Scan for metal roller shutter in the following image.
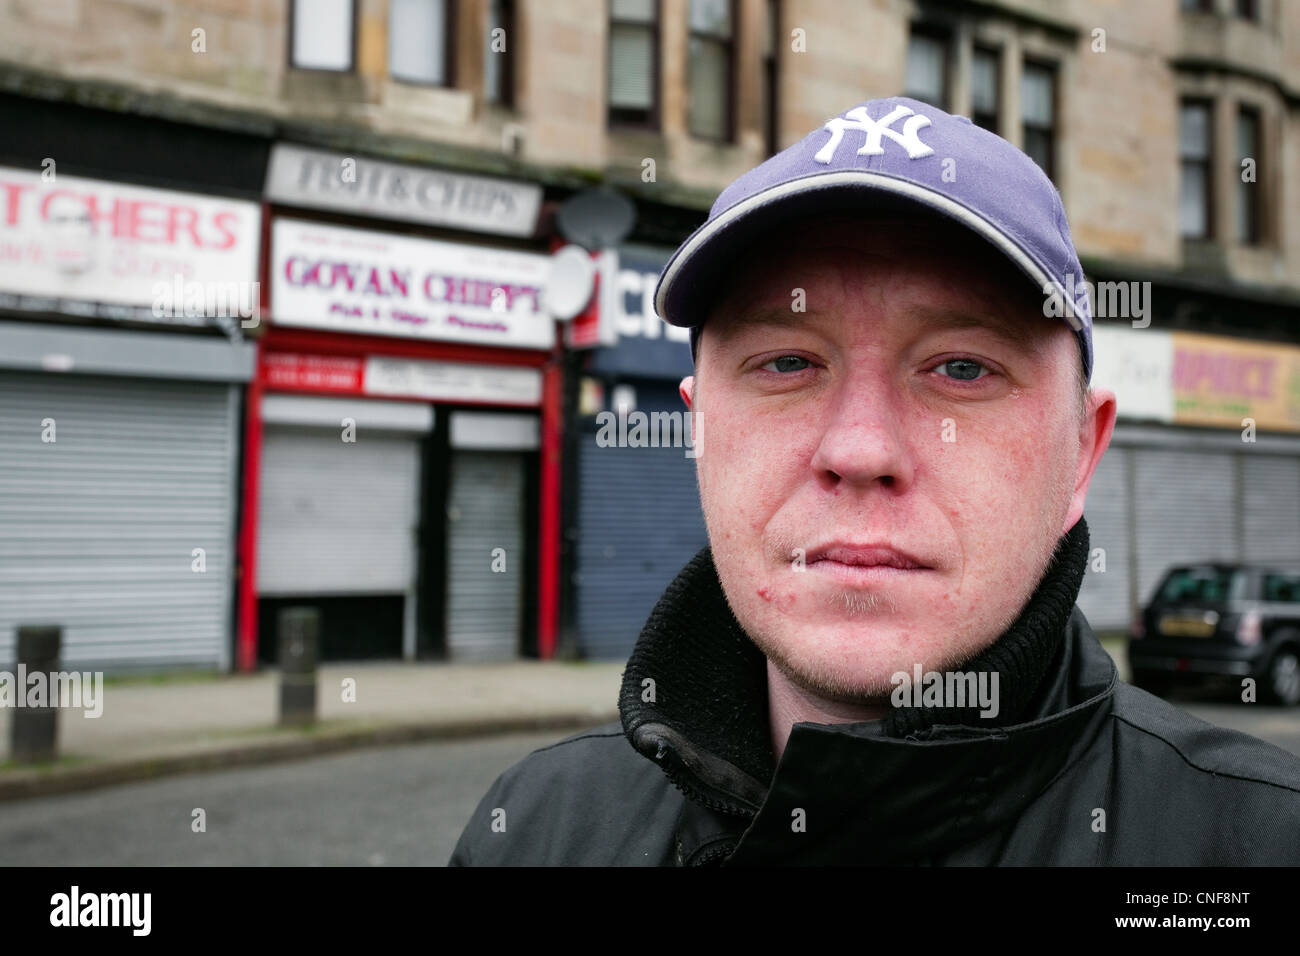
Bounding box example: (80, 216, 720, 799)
(1241, 454, 1300, 564)
(257, 426, 421, 595)
(1078, 445, 1132, 632)
(575, 436, 709, 660)
(1133, 448, 1238, 607)
(445, 450, 525, 661)
(0, 371, 240, 669)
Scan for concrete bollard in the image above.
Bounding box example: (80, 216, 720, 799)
(278, 607, 319, 727)
(11, 625, 61, 764)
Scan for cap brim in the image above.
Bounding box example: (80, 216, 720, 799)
(655, 170, 1084, 335)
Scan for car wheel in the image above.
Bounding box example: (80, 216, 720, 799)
(1263, 647, 1300, 707)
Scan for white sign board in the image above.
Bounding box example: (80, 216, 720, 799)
(364, 356, 543, 405)
(271, 218, 555, 350)
(0, 166, 260, 324)
(265, 143, 542, 237)
(1091, 324, 1174, 423)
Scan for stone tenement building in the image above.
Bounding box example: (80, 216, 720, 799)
(1, 0, 1297, 288)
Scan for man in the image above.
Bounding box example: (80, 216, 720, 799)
(450, 97, 1300, 866)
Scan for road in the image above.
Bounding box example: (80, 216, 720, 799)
(0, 729, 564, 866)
(0, 698, 1296, 866)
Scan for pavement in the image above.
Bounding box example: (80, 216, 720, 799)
(0, 660, 625, 802)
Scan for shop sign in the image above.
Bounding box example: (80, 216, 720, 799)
(265, 144, 541, 238)
(1172, 331, 1300, 433)
(364, 356, 542, 405)
(262, 352, 365, 392)
(1091, 325, 1174, 423)
(0, 166, 260, 327)
(271, 218, 555, 350)
(263, 351, 542, 406)
(586, 245, 692, 378)
(564, 249, 618, 350)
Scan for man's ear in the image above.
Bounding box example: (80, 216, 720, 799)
(1063, 386, 1118, 534)
(679, 375, 695, 410)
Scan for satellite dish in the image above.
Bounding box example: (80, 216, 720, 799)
(543, 245, 597, 321)
(556, 187, 636, 251)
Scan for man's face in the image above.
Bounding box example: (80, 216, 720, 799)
(680, 215, 1114, 703)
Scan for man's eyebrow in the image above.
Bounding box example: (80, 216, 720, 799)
(904, 305, 1049, 353)
(716, 307, 813, 329)
(708, 307, 822, 340)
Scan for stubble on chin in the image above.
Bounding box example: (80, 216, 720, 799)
(718, 562, 913, 704)
(751, 620, 904, 705)
(714, 514, 1072, 708)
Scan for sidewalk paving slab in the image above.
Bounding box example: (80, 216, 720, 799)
(0, 661, 624, 802)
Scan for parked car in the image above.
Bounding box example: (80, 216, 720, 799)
(1128, 563, 1300, 707)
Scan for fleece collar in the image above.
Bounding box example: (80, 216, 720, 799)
(618, 517, 1118, 865)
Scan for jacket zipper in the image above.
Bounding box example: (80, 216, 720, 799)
(655, 749, 754, 866)
(657, 748, 757, 819)
(687, 840, 738, 867)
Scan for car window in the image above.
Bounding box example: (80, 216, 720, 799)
(1157, 567, 1247, 603)
(1262, 573, 1300, 604)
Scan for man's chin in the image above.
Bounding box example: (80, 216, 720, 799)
(752, 627, 939, 704)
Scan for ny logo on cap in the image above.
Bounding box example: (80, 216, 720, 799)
(814, 104, 935, 164)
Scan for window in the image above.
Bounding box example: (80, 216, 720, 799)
(1179, 0, 1213, 12)
(1179, 99, 1213, 239)
(904, 30, 948, 109)
(762, 0, 780, 156)
(1237, 106, 1261, 243)
(1263, 573, 1300, 603)
(290, 0, 355, 71)
(1235, 0, 1258, 20)
(688, 0, 735, 141)
(484, 0, 514, 107)
(1158, 567, 1248, 603)
(608, 0, 659, 128)
(390, 0, 453, 86)
(1020, 61, 1055, 179)
(971, 47, 1000, 133)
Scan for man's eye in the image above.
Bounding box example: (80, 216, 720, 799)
(934, 358, 988, 381)
(760, 355, 812, 373)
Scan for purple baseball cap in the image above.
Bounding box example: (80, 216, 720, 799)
(654, 96, 1093, 382)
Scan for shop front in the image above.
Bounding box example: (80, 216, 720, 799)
(569, 244, 708, 661)
(0, 166, 260, 670)
(240, 207, 559, 668)
(1080, 324, 1300, 634)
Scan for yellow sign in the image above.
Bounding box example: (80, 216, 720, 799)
(1171, 331, 1300, 433)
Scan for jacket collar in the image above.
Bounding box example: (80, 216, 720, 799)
(619, 518, 1118, 865)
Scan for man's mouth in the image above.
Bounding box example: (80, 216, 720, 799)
(803, 544, 933, 585)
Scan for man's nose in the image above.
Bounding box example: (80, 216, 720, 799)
(808, 367, 916, 492)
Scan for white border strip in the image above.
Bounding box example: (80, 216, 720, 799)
(262, 393, 435, 432)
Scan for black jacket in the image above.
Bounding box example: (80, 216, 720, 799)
(449, 518, 1300, 865)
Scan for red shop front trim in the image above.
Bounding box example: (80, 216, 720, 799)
(235, 323, 563, 671)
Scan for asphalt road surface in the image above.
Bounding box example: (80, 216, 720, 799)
(0, 697, 1296, 866)
(0, 728, 567, 866)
